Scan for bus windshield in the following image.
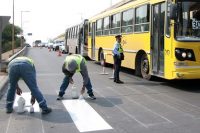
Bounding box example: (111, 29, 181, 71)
(175, 1, 200, 41)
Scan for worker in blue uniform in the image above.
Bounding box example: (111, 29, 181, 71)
(6, 56, 52, 114)
(112, 35, 124, 84)
(57, 54, 96, 100)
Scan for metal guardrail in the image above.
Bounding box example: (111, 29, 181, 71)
(0, 46, 27, 72)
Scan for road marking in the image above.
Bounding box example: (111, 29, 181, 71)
(5, 114, 12, 133)
(62, 99, 113, 132)
(106, 86, 173, 124)
(13, 92, 40, 112)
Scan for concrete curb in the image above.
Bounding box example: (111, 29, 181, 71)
(0, 76, 8, 99)
(1, 46, 27, 72)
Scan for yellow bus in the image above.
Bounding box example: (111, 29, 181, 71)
(87, 0, 200, 80)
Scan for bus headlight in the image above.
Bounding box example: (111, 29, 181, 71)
(175, 48, 195, 61)
(181, 52, 187, 58)
(187, 52, 192, 58)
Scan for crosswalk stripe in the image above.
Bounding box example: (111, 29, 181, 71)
(13, 92, 40, 112)
(62, 99, 113, 132)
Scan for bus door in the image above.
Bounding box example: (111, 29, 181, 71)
(151, 2, 165, 75)
(91, 22, 96, 60)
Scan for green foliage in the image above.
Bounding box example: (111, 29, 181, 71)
(2, 23, 22, 53)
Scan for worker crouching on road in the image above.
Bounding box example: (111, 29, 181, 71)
(57, 54, 96, 100)
(6, 56, 52, 114)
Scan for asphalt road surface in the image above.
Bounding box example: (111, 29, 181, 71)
(1, 47, 200, 133)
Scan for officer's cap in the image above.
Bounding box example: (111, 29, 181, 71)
(115, 34, 122, 38)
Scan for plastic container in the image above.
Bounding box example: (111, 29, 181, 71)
(71, 84, 79, 99)
(30, 105, 34, 113)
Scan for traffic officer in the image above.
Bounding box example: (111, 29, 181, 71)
(6, 56, 52, 114)
(112, 34, 124, 84)
(57, 54, 96, 100)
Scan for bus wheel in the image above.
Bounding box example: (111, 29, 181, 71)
(141, 54, 151, 80)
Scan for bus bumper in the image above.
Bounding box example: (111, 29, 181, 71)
(173, 70, 200, 79)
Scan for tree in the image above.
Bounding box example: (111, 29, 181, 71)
(2, 23, 22, 53)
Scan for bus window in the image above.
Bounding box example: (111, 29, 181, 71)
(122, 9, 134, 33)
(96, 19, 103, 36)
(135, 4, 150, 32)
(111, 13, 121, 34)
(84, 23, 88, 44)
(88, 22, 92, 36)
(166, 0, 171, 37)
(103, 16, 110, 35)
(176, 2, 200, 40)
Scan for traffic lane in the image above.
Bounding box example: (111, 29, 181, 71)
(27, 48, 81, 133)
(0, 48, 78, 133)
(86, 59, 200, 132)
(1, 47, 200, 133)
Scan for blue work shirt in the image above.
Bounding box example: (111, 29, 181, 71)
(112, 42, 121, 56)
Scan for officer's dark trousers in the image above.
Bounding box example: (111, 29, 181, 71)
(113, 55, 122, 81)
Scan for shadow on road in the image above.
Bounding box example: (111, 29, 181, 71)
(86, 96, 123, 107)
(161, 79, 200, 93)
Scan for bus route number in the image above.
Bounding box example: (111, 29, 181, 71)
(192, 20, 200, 29)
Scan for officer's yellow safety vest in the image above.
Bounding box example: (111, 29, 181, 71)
(64, 54, 85, 72)
(118, 44, 123, 53)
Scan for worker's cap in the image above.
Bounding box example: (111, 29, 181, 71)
(115, 34, 122, 38)
(66, 60, 77, 73)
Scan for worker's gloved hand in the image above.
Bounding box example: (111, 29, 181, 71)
(80, 85, 85, 94)
(16, 87, 22, 95)
(30, 96, 36, 105)
(69, 78, 74, 84)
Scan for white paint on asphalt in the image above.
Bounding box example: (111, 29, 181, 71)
(5, 114, 12, 133)
(106, 86, 173, 124)
(94, 89, 149, 128)
(13, 92, 40, 112)
(62, 99, 113, 132)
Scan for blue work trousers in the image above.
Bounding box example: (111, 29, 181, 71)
(113, 55, 122, 81)
(6, 61, 48, 110)
(59, 76, 93, 97)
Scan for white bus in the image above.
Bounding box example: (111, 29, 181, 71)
(65, 19, 88, 57)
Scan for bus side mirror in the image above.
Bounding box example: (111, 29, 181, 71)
(170, 4, 177, 20)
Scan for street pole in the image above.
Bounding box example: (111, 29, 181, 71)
(12, 0, 15, 55)
(21, 11, 22, 47)
(21, 11, 30, 47)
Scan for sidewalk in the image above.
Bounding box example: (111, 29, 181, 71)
(0, 48, 21, 96)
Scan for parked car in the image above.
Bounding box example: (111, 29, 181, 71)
(59, 43, 67, 54)
(47, 43, 54, 49)
(25, 43, 31, 47)
(53, 42, 63, 51)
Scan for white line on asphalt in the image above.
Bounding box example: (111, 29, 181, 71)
(5, 114, 12, 133)
(106, 86, 173, 124)
(62, 99, 113, 132)
(40, 119, 45, 133)
(94, 89, 149, 128)
(13, 92, 40, 112)
(124, 85, 197, 118)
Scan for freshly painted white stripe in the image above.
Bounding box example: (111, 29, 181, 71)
(13, 92, 40, 112)
(62, 99, 113, 132)
(5, 114, 12, 133)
